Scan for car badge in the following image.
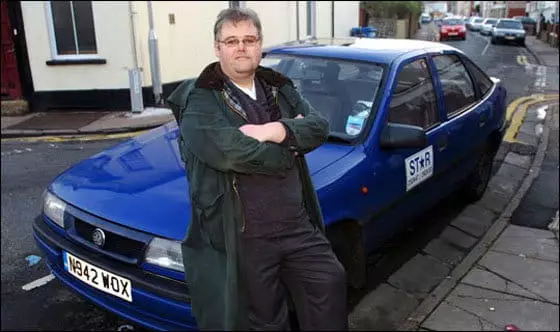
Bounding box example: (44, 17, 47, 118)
(92, 228, 106, 248)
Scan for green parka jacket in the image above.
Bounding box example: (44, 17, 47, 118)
(166, 62, 329, 330)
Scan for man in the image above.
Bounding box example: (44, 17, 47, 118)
(167, 7, 347, 331)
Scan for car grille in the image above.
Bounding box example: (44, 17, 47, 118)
(74, 218, 147, 261)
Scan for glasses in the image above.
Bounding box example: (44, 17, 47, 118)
(218, 36, 260, 48)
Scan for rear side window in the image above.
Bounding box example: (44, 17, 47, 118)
(433, 55, 476, 115)
(387, 58, 439, 129)
(463, 58, 493, 97)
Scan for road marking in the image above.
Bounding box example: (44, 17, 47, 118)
(481, 40, 490, 55)
(22, 274, 55, 291)
(516, 55, 529, 66)
(504, 96, 559, 143)
(1, 130, 150, 143)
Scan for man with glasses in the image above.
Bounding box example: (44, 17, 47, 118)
(167, 7, 347, 331)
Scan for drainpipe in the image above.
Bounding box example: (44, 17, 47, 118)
(296, 1, 300, 41)
(331, 1, 335, 38)
(147, 1, 163, 106)
(128, 1, 143, 113)
(307, 1, 316, 39)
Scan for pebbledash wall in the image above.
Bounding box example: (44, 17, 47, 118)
(18, 1, 359, 112)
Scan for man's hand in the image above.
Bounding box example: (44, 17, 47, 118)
(238, 124, 270, 142)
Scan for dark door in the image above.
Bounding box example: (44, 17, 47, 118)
(1, 0, 22, 100)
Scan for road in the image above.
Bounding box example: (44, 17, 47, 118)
(1, 27, 556, 330)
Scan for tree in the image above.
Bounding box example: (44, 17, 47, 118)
(361, 1, 423, 20)
(475, 4, 480, 15)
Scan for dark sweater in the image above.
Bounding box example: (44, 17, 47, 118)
(229, 78, 307, 238)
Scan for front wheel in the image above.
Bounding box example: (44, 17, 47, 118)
(461, 145, 494, 202)
(491, 37, 496, 44)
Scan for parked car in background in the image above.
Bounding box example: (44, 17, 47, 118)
(513, 16, 537, 35)
(491, 19, 526, 46)
(421, 13, 431, 24)
(480, 18, 498, 36)
(33, 38, 507, 331)
(439, 17, 467, 41)
(468, 17, 484, 31)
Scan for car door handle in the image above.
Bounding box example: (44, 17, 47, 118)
(479, 113, 489, 127)
(437, 135, 448, 151)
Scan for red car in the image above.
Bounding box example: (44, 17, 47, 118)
(439, 18, 467, 41)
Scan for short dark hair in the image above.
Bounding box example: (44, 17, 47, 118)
(214, 7, 262, 41)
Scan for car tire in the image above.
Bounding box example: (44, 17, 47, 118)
(461, 144, 494, 202)
(326, 220, 366, 289)
(519, 39, 525, 47)
(491, 37, 496, 44)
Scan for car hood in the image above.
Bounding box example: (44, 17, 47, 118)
(49, 123, 354, 241)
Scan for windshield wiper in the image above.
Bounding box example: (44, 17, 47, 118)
(327, 133, 352, 144)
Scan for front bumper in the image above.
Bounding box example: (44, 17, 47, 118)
(32, 215, 197, 331)
(493, 35, 525, 43)
(441, 31, 466, 39)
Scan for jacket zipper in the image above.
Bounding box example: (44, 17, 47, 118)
(223, 93, 248, 232)
(232, 175, 247, 232)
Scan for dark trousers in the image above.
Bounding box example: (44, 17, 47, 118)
(240, 221, 348, 331)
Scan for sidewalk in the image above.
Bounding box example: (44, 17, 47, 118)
(1, 107, 174, 138)
(525, 36, 559, 68)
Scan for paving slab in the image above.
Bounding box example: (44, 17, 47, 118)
(451, 211, 494, 238)
(491, 225, 558, 262)
(444, 284, 559, 331)
(479, 251, 559, 304)
(503, 152, 532, 170)
(461, 268, 543, 301)
(348, 283, 420, 331)
(387, 254, 450, 299)
(421, 301, 501, 331)
(440, 226, 478, 251)
(422, 238, 466, 267)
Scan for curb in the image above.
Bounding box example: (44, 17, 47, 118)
(525, 40, 543, 66)
(399, 100, 554, 331)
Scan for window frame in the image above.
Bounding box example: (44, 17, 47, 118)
(45, 0, 101, 60)
(386, 56, 442, 132)
(431, 53, 478, 118)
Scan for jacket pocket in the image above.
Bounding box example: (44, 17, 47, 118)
(192, 190, 226, 252)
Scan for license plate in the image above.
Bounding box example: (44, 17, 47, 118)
(63, 251, 132, 302)
(448, 32, 458, 36)
(505, 36, 515, 40)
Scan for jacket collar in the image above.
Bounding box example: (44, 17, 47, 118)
(195, 62, 292, 90)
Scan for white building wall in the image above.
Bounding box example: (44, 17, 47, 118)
(22, 1, 134, 91)
(23, 1, 359, 93)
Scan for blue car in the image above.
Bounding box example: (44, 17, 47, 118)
(33, 38, 507, 330)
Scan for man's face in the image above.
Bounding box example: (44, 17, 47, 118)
(214, 20, 262, 78)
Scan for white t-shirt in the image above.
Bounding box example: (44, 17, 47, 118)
(231, 80, 257, 100)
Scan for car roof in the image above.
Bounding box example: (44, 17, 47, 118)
(263, 38, 457, 64)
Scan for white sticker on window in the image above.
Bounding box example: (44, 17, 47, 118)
(405, 145, 434, 191)
(346, 114, 366, 135)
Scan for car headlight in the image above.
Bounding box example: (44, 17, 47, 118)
(144, 237, 184, 272)
(42, 191, 67, 228)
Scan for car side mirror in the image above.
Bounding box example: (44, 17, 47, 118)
(379, 123, 428, 150)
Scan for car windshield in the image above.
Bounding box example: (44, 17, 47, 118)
(474, 18, 484, 23)
(260, 55, 384, 140)
(443, 19, 462, 25)
(497, 20, 523, 29)
(485, 19, 497, 24)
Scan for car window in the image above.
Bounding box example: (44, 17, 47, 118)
(442, 19, 462, 25)
(486, 19, 497, 25)
(261, 55, 384, 138)
(463, 57, 493, 97)
(433, 55, 476, 115)
(387, 58, 438, 129)
(474, 18, 484, 23)
(497, 20, 523, 29)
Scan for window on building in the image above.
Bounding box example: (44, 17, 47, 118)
(47, 1, 97, 57)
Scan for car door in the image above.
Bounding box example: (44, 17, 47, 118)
(364, 56, 450, 249)
(429, 52, 491, 187)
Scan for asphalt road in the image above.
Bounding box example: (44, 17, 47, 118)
(0, 27, 550, 330)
